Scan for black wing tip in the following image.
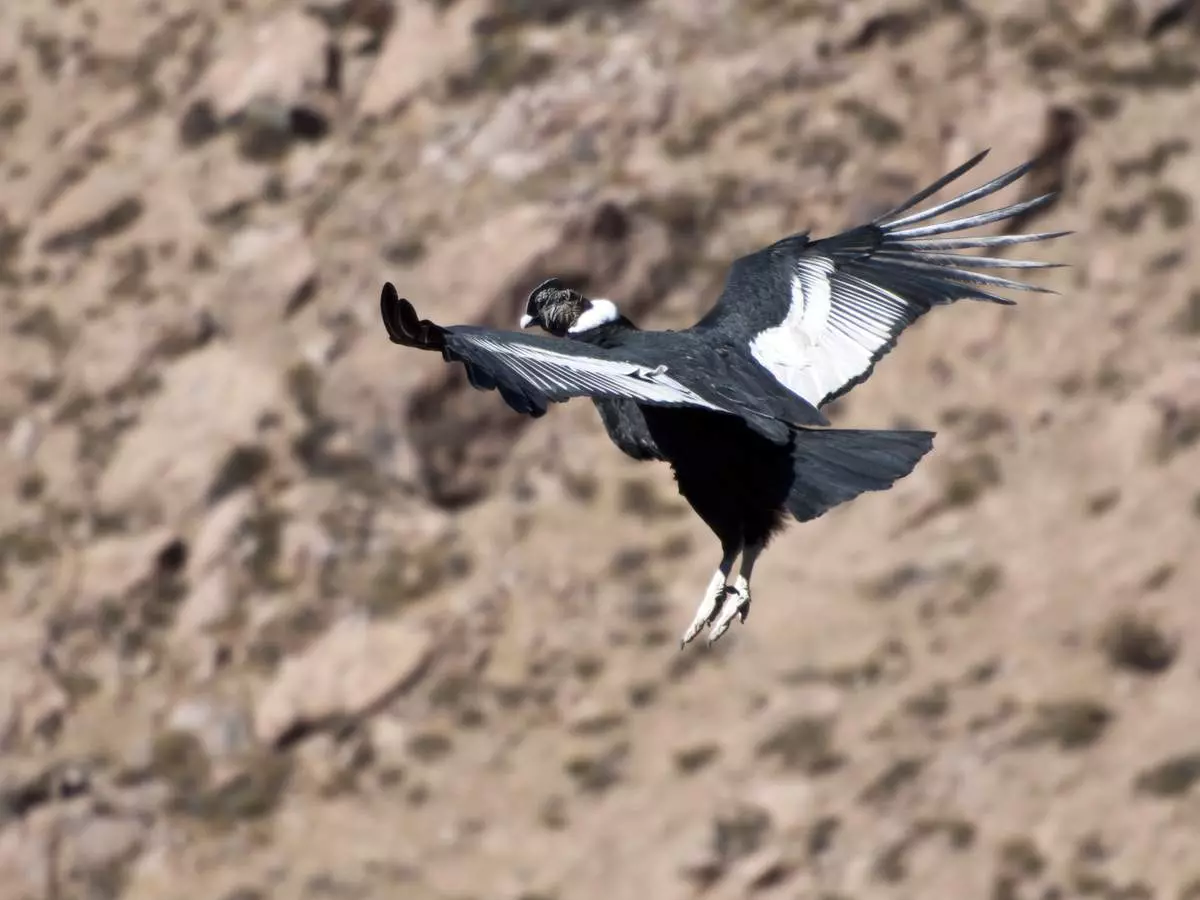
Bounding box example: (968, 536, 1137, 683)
(953, 148, 992, 172)
(380, 282, 408, 342)
(946, 147, 993, 180)
(380, 282, 444, 350)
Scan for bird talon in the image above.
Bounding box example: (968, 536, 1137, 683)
(706, 578, 751, 645)
(680, 570, 730, 647)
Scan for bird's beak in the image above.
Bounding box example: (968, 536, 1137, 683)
(519, 314, 535, 329)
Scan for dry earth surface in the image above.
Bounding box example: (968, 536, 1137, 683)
(2, 0, 1200, 898)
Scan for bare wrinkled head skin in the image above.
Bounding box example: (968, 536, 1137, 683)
(520, 279, 622, 336)
(519, 278, 590, 336)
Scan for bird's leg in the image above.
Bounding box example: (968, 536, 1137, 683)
(680, 542, 739, 648)
(708, 541, 762, 644)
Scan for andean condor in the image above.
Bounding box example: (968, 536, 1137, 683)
(381, 151, 1068, 647)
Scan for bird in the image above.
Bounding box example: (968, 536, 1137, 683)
(379, 149, 1068, 647)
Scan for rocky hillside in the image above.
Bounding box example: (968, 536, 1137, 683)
(2, 1, 1200, 898)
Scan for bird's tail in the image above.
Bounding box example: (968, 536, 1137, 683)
(786, 428, 935, 523)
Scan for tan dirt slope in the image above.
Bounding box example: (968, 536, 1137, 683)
(2, 1, 1200, 898)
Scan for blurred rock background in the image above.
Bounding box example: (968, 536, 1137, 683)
(1, 0, 1199, 898)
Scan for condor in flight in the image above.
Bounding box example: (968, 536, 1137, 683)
(381, 151, 1068, 647)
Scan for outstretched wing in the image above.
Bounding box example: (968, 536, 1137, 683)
(380, 284, 825, 443)
(691, 150, 1070, 408)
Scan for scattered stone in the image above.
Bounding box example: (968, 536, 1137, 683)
(98, 343, 292, 520)
(681, 801, 776, 888)
(406, 729, 453, 763)
(677, 823, 725, 890)
(808, 815, 840, 858)
(175, 751, 293, 824)
(1141, 363, 1200, 464)
(255, 615, 433, 746)
(167, 570, 236, 672)
(564, 697, 626, 736)
(0, 626, 70, 751)
(178, 99, 222, 147)
(1099, 610, 1178, 674)
(197, 10, 330, 122)
(60, 810, 147, 889)
(0, 759, 89, 822)
(563, 741, 628, 795)
(1144, 0, 1200, 37)
(1134, 752, 1200, 797)
(357, 0, 479, 119)
(1016, 700, 1113, 751)
(731, 847, 794, 893)
(277, 516, 336, 587)
(713, 803, 773, 862)
(190, 491, 257, 578)
(0, 804, 146, 900)
(77, 528, 179, 609)
(68, 304, 169, 399)
(189, 145, 271, 223)
(873, 818, 976, 883)
(6, 415, 40, 461)
(295, 728, 375, 794)
(209, 222, 320, 336)
(1056, 0, 1137, 36)
(754, 715, 845, 776)
(36, 170, 145, 255)
(742, 778, 815, 833)
(148, 729, 212, 798)
(859, 756, 927, 807)
(673, 742, 720, 775)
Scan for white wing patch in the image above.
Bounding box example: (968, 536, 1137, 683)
(749, 255, 913, 407)
(749, 256, 836, 405)
(472, 336, 724, 410)
(797, 256, 833, 342)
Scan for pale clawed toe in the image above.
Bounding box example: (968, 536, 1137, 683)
(707, 576, 751, 645)
(680, 570, 730, 647)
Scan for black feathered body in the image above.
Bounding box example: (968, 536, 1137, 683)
(641, 403, 794, 551)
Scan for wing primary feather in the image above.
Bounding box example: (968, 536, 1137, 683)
(879, 157, 1040, 230)
(872, 249, 1065, 269)
(857, 258, 1057, 293)
(887, 193, 1058, 239)
(870, 149, 991, 224)
(845, 262, 1019, 305)
(893, 231, 1071, 251)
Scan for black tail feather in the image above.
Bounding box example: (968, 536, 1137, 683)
(786, 428, 935, 522)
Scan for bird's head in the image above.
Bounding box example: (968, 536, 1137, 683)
(520, 278, 620, 336)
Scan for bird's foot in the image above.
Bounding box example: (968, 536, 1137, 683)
(680, 570, 729, 647)
(707, 576, 751, 645)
